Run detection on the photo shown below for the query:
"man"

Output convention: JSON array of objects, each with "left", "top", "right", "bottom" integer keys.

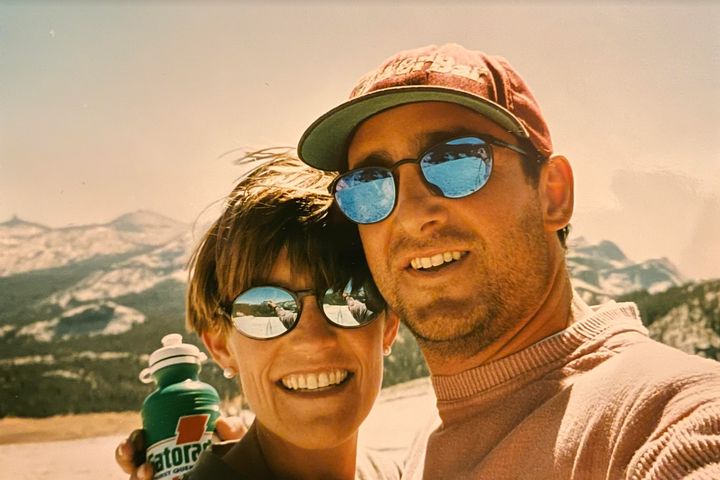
[
  {"left": 117, "top": 43, "right": 720, "bottom": 479},
  {"left": 265, "top": 299, "right": 297, "bottom": 330},
  {"left": 297, "top": 43, "right": 720, "bottom": 478},
  {"left": 343, "top": 292, "right": 374, "bottom": 324}
]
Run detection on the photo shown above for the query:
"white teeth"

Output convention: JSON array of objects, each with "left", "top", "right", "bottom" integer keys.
[
  {"left": 281, "top": 369, "right": 349, "bottom": 391},
  {"left": 410, "top": 251, "right": 464, "bottom": 270}
]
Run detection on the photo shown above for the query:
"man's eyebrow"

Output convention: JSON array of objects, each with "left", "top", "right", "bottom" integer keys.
[
  {"left": 351, "top": 128, "right": 479, "bottom": 169},
  {"left": 352, "top": 151, "right": 396, "bottom": 170},
  {"left": 422, "top": 128, "right": 479, "bottom": 147}
]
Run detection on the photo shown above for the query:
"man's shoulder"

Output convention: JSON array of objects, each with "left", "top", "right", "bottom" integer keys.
[
  {"left": 601, "top": 329, "right": 720, "bottom": 380},
  {"left": 579, "top": 299, "right": 719, "bottom": 382},
  {"left": 573, "top": 330, "right": 720, "bottom": 425}
]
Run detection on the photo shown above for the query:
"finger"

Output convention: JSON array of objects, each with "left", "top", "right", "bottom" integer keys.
[
  {"left": 115, "top": 439, "right": 135, "bottom": 474},
  {"left": 214, "top": 416, "right": 248, "bottom": 441},
  {"left": 129, "top": 429, "right": 147, "bottom": 466},
  {"left": 136, "top": 463, "right": 154, "bottom": 480}
]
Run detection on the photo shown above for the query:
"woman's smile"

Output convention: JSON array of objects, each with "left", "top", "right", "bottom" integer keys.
[{"left": 279, "top": 369, "right": 351, "bottom": 391}]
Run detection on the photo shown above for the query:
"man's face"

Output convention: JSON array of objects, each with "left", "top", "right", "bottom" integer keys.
[{"left": 347, "top": 102, "right": 554, "bottom": 357}]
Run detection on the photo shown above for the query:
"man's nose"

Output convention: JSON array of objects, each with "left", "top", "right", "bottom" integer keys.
[{"left": 392, "top": 163, "right": 449, "bottom": 235}]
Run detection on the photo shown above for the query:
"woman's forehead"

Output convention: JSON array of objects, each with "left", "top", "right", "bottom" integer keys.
[{"left": 264, "top": 247, "right": 315, "bottom": 291}]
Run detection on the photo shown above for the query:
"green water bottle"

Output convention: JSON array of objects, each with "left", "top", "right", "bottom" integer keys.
[{"left": 139, "top": 333, "right": 221, "bottom": 480}]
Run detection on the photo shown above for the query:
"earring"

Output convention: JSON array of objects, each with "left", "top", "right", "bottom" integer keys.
[
  {"left": 223, "top": 367, "right": 237, "bottom": 379},
  {"left": 383, "top": 346, "right": 392, "bottom": 357}
]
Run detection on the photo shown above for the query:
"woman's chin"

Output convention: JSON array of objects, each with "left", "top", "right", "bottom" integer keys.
[{"left": 271, "top": 419, "right": 360, "bottom": 451}]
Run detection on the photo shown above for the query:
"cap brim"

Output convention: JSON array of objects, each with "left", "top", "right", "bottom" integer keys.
[{"left": 298, "top": 86, "right": 529, "bottom": 172}]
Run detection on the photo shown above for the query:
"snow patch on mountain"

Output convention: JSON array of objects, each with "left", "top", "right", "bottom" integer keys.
[
  {"left": 0, "top": 325, "right": 15, "bottom": 338},
  {"left": 43, "top": 369, "right": 83, "bottom": 381},
  {"left": 567, "top": 237, "right": 686, "bottom": 303},
  {"left": 648, "top": 302, "right": 720, "bottom": 356},
  {"left": 0, "top": 354, "right": 56, "bottom": 366},
  {"left": 17, "top": 302, "right": 145, "bottom": 342},
  {"left": 109, "top": 210, "right": 189, "bottom": 245},
  {"left": 0, "top": 211, "right": 187, "bottom": 277},
  {"left": 73, "top": 351, "right": 132, "bottom": 361},
  {"left": 0, "top": 216, "right": 50, "bottom": 238},
  {"left": 47, "top": 232, "right": 195, "bottom": 307}
]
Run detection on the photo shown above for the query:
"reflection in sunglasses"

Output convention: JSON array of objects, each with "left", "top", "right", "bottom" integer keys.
[{"left": 229, "top": 283, "right": 378, "bottom": 339}]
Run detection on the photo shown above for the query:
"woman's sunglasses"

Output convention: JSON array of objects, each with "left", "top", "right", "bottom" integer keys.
[
  {"left": 331, "top": 135, "right": 532, "bottom": 224},
  {"left": 221, "top": 280, "right": 380, "bottom": 340}
]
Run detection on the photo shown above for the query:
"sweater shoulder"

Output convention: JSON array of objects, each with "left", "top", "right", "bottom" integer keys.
[
  {"left": 598, "top": 333, "right": 720, "bottom": 388},
  {"left": 568, "top": 333, "right": 720, "bottom": 444}
]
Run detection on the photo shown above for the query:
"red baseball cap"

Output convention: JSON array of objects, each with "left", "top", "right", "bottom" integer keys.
[{"left": 298, "top": 43, "right": 552, "bottom": 171}]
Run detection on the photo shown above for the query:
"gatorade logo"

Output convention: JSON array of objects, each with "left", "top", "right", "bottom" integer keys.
[
  {"left": 147, "top": 414, "right": 213, "bottom": 479},
  {"left": 176, "top": 414, "right": 209, "bottom": 444}
]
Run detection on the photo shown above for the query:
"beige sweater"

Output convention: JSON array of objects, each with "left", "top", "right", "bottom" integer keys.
[{"left": 403, "top": 299, "right": 720, "bottom": 479}]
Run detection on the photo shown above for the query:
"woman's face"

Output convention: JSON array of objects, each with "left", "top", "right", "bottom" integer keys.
[{"left": 206, "top": 250, "right": 398, "bottom": 449}]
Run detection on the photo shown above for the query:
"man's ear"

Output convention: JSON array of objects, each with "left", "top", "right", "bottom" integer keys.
[
  {"left": 382, "top": 309, "right": 401, "bottom": 350},
  {"left": 539, "top": 154, "right": 574, "bottom": 232},
  {"left": 201, "top": 328, "right": 236, "bottom": 371}
]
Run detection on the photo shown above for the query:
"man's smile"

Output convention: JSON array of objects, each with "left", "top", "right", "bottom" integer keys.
[{"left": 410, "top": 250, "right": 466, "bottom": 270}]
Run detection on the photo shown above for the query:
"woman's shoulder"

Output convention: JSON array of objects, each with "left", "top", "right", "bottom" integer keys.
[
  {"left": 182, "top": 441, "right": 248, "bottom": 480},
  {"left": 356, "top": 446, "right": 404, "bottom": 480}
]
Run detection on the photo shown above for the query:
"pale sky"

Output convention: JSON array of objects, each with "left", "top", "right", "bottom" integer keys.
[{"left": 2, "top": 2, "right": 719, "bottom": 279}]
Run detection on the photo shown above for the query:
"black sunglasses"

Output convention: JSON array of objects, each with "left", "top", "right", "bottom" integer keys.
[
  {"left": 331, "top": 135, "right": 535, "bottom": 224},
  {"left": 220, "top": 280, "right": 380, "bottom": 340}
]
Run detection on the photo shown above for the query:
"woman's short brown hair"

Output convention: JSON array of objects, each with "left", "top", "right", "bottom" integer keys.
[{"left": 186, "top": 149, "right": 378, "bottom": 334}]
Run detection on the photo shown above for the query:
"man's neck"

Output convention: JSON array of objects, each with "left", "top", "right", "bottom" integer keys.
[
  {"left": 226, "top": 421, "right": 359, "bottom": 479},
  {"left": 423, "top": 260, "right": 575, "bottom": 376}
]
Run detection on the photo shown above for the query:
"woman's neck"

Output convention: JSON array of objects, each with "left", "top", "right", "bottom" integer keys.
[{"left": 225, "top": 420, "right": 359, "bottom": 479}]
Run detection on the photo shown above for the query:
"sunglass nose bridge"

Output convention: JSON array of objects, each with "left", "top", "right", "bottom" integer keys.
[{"left": 392, "top": 158, "right": 445, "bottom": 199}]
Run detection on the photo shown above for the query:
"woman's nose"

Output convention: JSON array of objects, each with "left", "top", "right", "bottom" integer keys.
[{"left": 288, "top": 300, "right": 338, "bottom": 352}]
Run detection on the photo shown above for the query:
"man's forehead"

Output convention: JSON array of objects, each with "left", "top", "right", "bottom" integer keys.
[
  {"left": 346, "top": 101, "right": 513, "bottom": 167},
  {"left": 348, "top": 128, "right": 481, "bottom": 169}
]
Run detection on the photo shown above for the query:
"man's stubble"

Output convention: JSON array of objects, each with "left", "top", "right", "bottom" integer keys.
[{"left": 384, "top": 200, "right": 552, "bottom": 359}]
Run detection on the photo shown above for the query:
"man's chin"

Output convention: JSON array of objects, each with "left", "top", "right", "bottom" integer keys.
[{"left": 399, "top": 304, "right": 506, "bottom": 357}]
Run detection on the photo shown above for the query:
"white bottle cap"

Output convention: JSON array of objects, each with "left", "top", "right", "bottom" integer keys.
[{"left": 139, "top": 333, "right": 208, "bottom": 384}]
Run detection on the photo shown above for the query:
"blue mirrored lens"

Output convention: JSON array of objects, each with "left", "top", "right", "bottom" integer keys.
[
  {"left": 335, "top": 168, "right": 395, "bottom": 224},
  {"left": 420, "top": 137, "right": 492, "bottom": 198}
]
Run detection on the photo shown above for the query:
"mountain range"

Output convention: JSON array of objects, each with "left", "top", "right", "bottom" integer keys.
[
  {"left": 566, "top": 237, "right": 687, "bottom": 304},
  {"left": 0, "top": 212, "right": 716, "bottom": 417}
]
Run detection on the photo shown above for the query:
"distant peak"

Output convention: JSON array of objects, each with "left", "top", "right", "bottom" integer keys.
[
  {"left": 568, "top": 236, "right": 589, "bottom": 248},
  {"left": 0, "top": 215, "right": 49, "bottom": 230},
  {"left": 109, "top": 210, "right": 184, "bottom": 231},
  {"left": 568, "top": 237, "right": 628, "bottom": 262}
]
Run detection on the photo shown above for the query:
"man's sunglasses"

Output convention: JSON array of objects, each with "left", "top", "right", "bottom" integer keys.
[
  {"left": 221, "top": 280, "right": 380, "bottom": 340},
  {"left": 331, "top": 135, "right": 533, "bottom": 224}
]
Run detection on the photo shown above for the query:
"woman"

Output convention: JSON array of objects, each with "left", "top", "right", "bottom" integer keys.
[{"left": 116, "top": 150, "right": 400, "bottom": 479}]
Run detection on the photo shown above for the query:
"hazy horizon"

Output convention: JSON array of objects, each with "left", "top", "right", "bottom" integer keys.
[{"left": 2, "top": 2, "right": 719, "bottom": 279}]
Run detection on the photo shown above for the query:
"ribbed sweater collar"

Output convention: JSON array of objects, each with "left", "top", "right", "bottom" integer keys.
[{"left": 430, "top": 299, "right": 645, "bottom": 402}]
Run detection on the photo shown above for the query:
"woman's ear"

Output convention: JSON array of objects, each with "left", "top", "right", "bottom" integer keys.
[
  {"left": 201, "top": 327, "right": 235, "bottom": 370},
  {"left": 382, "top": 309, "right": 400, "bottom": 351},
  {"left": 539, "top": 154, "right": 574, "bottom": 232}
]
